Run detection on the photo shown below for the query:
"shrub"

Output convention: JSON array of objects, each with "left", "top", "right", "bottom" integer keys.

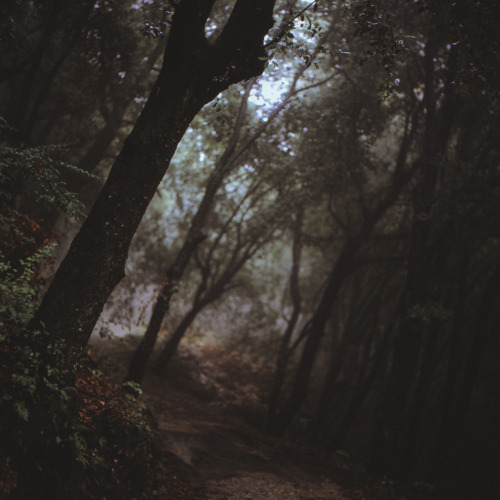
[{"left": 0, "top": 326, "right": 182, "bottom": 499}]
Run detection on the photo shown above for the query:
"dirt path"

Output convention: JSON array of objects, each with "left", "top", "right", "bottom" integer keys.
[
  {"left": 90, "top": 338, "right": 400, "bottom": 499},
  {"left": 139, "top": 374, "right": 393, "bottom": 500}
]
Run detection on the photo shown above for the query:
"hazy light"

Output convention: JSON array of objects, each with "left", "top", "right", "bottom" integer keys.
[{"left": 250, "top": 79, "right": 288, "bottom": 108}]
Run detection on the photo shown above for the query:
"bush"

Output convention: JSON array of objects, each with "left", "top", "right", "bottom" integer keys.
[{"left": 0, "top": 326, "right": 179, "bottom": 499}]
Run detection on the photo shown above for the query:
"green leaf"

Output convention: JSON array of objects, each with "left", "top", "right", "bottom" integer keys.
[{"left": 14, "top": 401, "right": 29, "bottom": 421}]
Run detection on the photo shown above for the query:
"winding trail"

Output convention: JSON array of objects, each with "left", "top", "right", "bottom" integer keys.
[
  {"left": 91, "top": 337, "right": 399, "bottom": 499},
  {"left": 140, "top": 374, "right": 391, "bottom": 500}
]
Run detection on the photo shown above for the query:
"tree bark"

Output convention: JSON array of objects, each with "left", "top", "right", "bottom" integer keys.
[
  {"left": 153, "top": 233, "right": 268, "bottom": 377},
  {"left": 268, "top": 240, "right": 358, "bottom": 434},
  {"left": 153, "top": 300, "right": 207, "bottom": 374},
  {"left": 124, "top": 30, "right": 336, "bottom": 384},
  {"left": 369, "top": 36, "right": 459, "bottom": 479},
  {"left": 311, "top": 273, "right": 390, "bottom": 443},
  {"left": 151, "top": 180, "right": 277, "bottom": 378},
  {"left": 266, "top": 204, "right": 304, "bottom": 428},
  {"left": 326, "top": 305, "right": 398, "bottom": 452},
  {"left": 30, "top": 0, "right": 277, "bottom": 352}
]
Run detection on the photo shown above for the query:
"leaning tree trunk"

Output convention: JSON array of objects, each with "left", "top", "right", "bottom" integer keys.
[
  {"left": 30, "top": 0, "right": 276, "bottom": 353},
  {"left": 266, "top": 205, "right": 304, "bottom": 428},
  {"left": 152, "top": 247, "right": 262, "bottom": 377},
  {"left": 123, "top": 230, "right": 207, "bottom": 384},
  {"left": 152, "top": 300, "right": 207, "bottom": 375},
  {"left": 268, "top": 158, "right": 416, "bottom": 435},
  {"left": 268, "top": 240, "right": 358, "bottom": 434}
]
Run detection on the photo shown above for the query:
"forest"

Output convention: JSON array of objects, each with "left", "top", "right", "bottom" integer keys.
[{"left": 1, "top": 0, "right": 499, "bottom": 498}]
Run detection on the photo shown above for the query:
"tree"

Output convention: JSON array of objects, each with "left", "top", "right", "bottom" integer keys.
[
  {"left": 152, "top": 168, "right": 282, "bottom": 376},
  {"left": 370, "top": 1, "right": 500, "bottom": 484},
  {"left": 30, "top": 0, "right": 278, "bottom": 352},
  {"left": 267, "top": 55, "right": 420, "bottom": 433},
  {"left": 124, "top": 10, "right": 340, "bottom": 384},
  {"left": 266, "top": 203, "right": 304, "bottom": 427},
  {"left": 123, "top": 79, "right": 255, "bottom": 383}
]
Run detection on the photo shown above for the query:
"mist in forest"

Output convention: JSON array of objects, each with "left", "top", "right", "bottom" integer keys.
[{"left": 1, "top": 1, "right": 499, "bottom": 499}]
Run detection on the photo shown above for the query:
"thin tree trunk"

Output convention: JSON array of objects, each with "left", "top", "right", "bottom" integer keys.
[
  {"left": 311, "top": 274, "right": 389, "bottom": 443},
  {"left": 266, "top": 204, "right": 304, "bottom": 428},
  {"left": 268, "top": 154, "right": 417, "bottom": 434},
  {"left": 431, "top": 250, "right": 470, "bottom": 476},
  {"left": 394, "top": 224, "right": 457, "bottom": 473},
  {"left": 150, "top": 267, "right": 237, "bottom": 376},
  {"left": 444, "top": 263, "right": 500, "bottom": 454},
  {"left": 124, "top": 21, "right": 340, "bottom": 385},
  {"left": 153, "top": 302, "right": 206, "bottom": 374},
  {"left": 326, "top": 309, "right": 398, "bottom": 452},
  {"left": 152, "top": 200, "right": 275, "bottom": 377},
  {"left": 268, "top": 239, "right": 359, "bottom": 434}
]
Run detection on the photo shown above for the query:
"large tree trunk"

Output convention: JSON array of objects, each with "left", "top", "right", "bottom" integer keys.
[
  {"left": 30, "top": 0, "right": 276, "bottom": 352},
  {"left": 124, "top": 31, "right": 332, "bottom": 384}
]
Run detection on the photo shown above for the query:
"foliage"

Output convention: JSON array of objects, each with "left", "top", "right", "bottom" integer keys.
[
  {"left": 0, "top": 325, "right": 193, "bottom": 498},
  {"left": 0, "top": 110, "right": 188, "bottom": 497},
  {"left": 0, "top": 116, "right": 92, "bottom": 218},
  {"left": 73, "top": 365, "right": 185, "bottom": 499},
  {"left": 200, "top": 343, "right": 270, "bottom": 405},
  {"left": 165, "top": 341, "right": 273, "bottom": 423},
  {"left": 0, "top": 116, "right": 95, "bottom": 263},
  {"left": 0, "top": 116, "right": 97, "bottom": 327},
  {"left": 0, "top": 326, "right": 81, "bottom": 498},
  {"left": 348, "top": 0, "right": 409, "bottom": 95},
  {"left": 0, "top": 140, "right": 89, "bottom": 217},
  {"left": 0, "top": 244, "right": 56, "bottom": 326},
  {"left": 1, "top": 0, "right": 498, "bottom": 497}
]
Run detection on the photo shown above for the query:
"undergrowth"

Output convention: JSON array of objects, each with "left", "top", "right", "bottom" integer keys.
[
  {"left": 0, "top": 294, "right": 201, "bottom": 498},
  {"left": 0, "top": 115, "right": 197, "bottom": 498},
  {"left": 0, "top": 325, "right": 186, "bottom": 499}
]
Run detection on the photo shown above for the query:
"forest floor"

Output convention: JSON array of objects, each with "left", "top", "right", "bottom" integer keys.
[{"left": 92, "top": 335, "right": 403, "bottom": 500}]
